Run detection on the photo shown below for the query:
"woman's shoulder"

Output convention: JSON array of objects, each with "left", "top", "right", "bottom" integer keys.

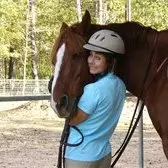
[
  {"left": 83, "top": 82, "right": 102, "bottom": 99},
  {"left": 109, "top": 73, "right": 126, "bottom": 87},
  {"left": 84, "top": 82, "right": 99, "bottom": 92}
]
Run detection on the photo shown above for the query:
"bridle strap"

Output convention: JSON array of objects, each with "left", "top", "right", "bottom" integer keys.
[
  {"left": 111, "top": 31, "right": 159, "bottom": 167},
  {"left": 156, "top": 57, "right": 168, "bottom": 73},
  {"left": 57, "top": 118, "right": 70, "bottom": 168}
]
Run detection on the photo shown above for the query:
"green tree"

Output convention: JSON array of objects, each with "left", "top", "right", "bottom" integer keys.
[
  {"left": 1, "top": 0, "right": 168, "bottom": 79},
  {"left": 132, "top": 0, "right": 168, "bottom": 30},
  {"left": 0, "top": 0, "right": 27, "bottom": 78},
  {"left": 36, "top": 0, "right": 78, "bottom": 78}
]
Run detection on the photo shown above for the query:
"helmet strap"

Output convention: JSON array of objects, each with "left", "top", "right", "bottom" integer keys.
[{"left": 111, "top": 58, "right": 117, "bottom": 73}]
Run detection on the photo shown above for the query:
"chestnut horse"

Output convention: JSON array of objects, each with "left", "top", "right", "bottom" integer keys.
[{"left": 50, "top": 11, "right": 168, "bottom": 160}]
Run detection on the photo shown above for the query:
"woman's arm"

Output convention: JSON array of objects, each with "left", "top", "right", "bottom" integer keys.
[{"left": 69, "top": 108, "right": 89, "bottom": 126}]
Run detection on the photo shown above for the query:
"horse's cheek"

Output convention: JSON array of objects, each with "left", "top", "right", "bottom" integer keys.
[{"left": 72, "top": 77, "right": 81, "bottom": 96}]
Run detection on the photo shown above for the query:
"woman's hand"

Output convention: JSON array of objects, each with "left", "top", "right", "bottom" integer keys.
[{"left": 69, "top": 108, "right": 89, "bottom": 126}]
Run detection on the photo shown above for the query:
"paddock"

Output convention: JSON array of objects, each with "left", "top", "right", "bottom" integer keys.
[{"left": 0, "top": 97, "right": 167, "bottom": 168}]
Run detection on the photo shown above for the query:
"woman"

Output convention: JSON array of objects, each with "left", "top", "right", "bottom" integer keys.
[{"left": 65, "top": 29, "right": 126, "bottom": 168}]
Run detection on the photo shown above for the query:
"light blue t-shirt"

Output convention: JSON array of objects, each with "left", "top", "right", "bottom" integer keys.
[{"left": 65, "top": 72, "right": 126, "bottom": 161}]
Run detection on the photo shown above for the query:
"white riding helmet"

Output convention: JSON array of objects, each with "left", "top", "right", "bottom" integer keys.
[{"left": 83, "top": 29, "right": 125, "bottom": 54}]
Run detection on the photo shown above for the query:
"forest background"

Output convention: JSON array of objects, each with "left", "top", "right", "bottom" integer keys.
[{"left": 0, "top": 0, "right": 168, "bottom": 80}]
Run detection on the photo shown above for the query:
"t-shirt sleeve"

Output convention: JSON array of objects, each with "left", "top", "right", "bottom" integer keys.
[{"left": 77, "top": 84, "right": 99, "bottom": 115}]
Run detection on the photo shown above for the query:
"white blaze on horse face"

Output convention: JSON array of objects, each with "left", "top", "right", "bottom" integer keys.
[{"left": 50, "top": 43, "right": 65, "bottom": 114}]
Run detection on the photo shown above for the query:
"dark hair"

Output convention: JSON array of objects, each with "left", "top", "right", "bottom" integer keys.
[
  {"left": 102, "top": 52, "right": 121, "bottom": 72},
  {"left": 103, "top": 52, "right": 122, "bottom": 60}
]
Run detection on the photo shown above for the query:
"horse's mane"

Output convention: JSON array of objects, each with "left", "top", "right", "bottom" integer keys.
[
  {"left": 89, "top": 21, "right": 157, "bottom": 51},
  {"left": 108, "top": 21, "right": 157, "bottom": 50}
]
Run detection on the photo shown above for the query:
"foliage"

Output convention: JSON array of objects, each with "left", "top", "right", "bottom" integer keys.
[
  {"left": 106, "top": 0, "right": 126, "bottom": 23},
  {"left": 0, "top": 0, "right": 168, "bottom": 79},
  {"left": 0, "top": 0, "right": 26, "bottom": 58},
  {"left": 36, "top": 0, "right": 78, "bottom": 79},
  {"left": 132, "top": 0, "right": 168, "bottom": 30}
]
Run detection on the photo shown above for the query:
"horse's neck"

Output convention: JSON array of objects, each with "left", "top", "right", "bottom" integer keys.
[{"left": 117, "top": 29, "right": 158, "bottom": 98}]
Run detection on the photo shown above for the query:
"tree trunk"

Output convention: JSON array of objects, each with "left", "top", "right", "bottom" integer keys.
[
  {"left": 98, "top": 0, "right": 103, "bottom": 24},
  {"left": 8, "top": 56, "right": 15, "bottom": 79},
  {"left": 125, "top": 0, "right": 131, "bottom": 21},
  {"left": 4, "top": 58, "right": 7, "bottom": 79},
  {"left": 0, "top": 59, "right": 4, "bottom": 78},
  {"left": 28, "top": 0, "right": 39, "bottom": 93},
  {"left": 104, "top": 2, "right": 108, "bottom": 23},
  {"left": 76, "top": 0, "right": 82, "bottom": 22},
  {"left": 23, "top": 1, "right": 29, "bottom": 95},
  {"left": 8, "top": 47, "right": 15, "bottom": 79},
  {"left": 28, "top": 0, "right": 38, "bottom": 80}
]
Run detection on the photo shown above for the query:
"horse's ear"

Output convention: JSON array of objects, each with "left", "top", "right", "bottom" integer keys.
[
  {"left": 78, "top": 10, "right": 91, "bottom": 35},
  {"left": 60, "top": 22, "right": 69, "bottom": 33},
  {"left": 82, "top": 10, "right": 91, "bottom": 23}
]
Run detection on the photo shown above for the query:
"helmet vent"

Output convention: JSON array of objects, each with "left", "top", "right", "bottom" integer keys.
[
  {"left": 95, "top": 34, "right": 100, "bottom": 39},
  {"left": 111, "top": 34, "right": 117, "bottom": 38},
  {"left": 100, "top": 37, "right": 105, "bottom": 41}
]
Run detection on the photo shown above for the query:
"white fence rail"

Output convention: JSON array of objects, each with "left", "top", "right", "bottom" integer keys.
[
  {"left": 0, "top": 79, "right": 50, "bottom": 96},
  {"left": 0, "top": 79, "right": 132, "bottom": 101}
]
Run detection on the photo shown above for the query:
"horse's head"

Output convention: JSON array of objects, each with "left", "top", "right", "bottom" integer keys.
[{"left": 50, "top": 11, "right": 93, "bottom": 118}]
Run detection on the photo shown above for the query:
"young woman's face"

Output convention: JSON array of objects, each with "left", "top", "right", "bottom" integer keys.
[{"left": 87, "top": 51, "right": 108, "bottom": 75}]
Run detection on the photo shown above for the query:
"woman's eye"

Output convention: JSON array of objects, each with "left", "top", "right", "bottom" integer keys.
[{"left": 95, "top": 56, "right": 101, "bottom": 60}]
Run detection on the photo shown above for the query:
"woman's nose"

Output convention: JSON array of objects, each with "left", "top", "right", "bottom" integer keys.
[{"left": 88, "top": 56, "right": 94, "bottom": 64}]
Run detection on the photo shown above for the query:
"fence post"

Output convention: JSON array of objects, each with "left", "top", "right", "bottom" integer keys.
[{"left": 138, "top": 100, "right": 144, "bottom": 168}]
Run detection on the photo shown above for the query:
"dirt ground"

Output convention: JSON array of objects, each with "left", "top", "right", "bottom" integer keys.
[{"left": 0, "top": 98, "right": 168, "bottom": 168}]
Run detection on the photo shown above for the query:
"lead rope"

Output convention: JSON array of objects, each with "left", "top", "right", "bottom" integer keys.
[
  {"left": 111, "top": 30, "right": 159, "bottom": 167},
  {"left": 57, "top": 118, "right": 84, "bottom": 168},
  {"left": 112, "top": 98, "right": 143, "bottom": 159},
  {"left": 111, "top": 100, "right": 145, "bottom": 167},
  {"left": 57, "top": 118, "right": 70, "bottom": 168},
  {"left": 57, "top": 94, "right": 84, "bottom": 168}
]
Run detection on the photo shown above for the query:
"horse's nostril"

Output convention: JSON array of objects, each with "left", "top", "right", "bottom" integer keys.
[
  {"left": 57, "top": 95, "right": 69, "bottom": 109},
  {"left": 55, "top": 95, "right": 70, "bottom": 118},
  {"left": 60, "top": 95, "right": 69, "bottom": 107}
]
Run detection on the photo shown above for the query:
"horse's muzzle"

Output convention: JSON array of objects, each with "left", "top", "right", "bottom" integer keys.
[
  {"left": 56, "top": 95, "right": 70, "bottom": 118},
  {"left": 49, "top": 75, "right": 79, "bottom": 118},
  {"left": 55, "top": 95, "right": 78, "bottom": 118}
]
